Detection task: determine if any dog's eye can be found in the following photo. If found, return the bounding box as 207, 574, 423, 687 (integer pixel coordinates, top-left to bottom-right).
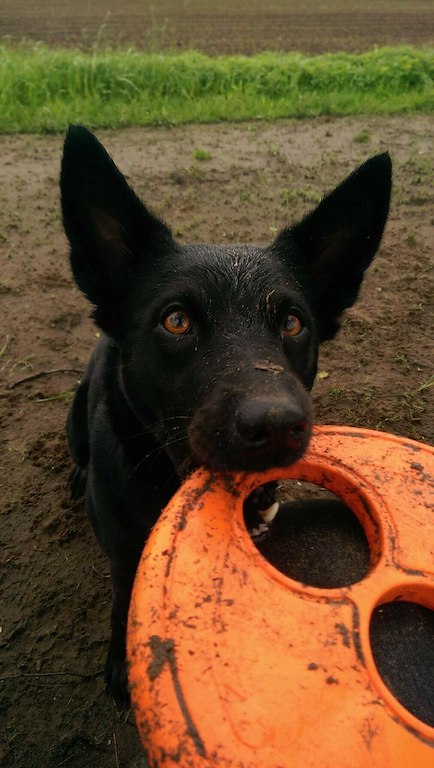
281, 313, 303, 338
162, 309, 192, 335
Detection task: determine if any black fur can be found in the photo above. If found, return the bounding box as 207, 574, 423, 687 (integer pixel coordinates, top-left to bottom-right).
60, 125, 391, 703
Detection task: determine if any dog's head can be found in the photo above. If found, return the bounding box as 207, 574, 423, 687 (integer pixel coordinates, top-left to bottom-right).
61, 126, 391, 474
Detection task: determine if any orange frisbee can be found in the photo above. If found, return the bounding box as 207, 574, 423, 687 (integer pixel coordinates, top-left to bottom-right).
127, 426, 434, 767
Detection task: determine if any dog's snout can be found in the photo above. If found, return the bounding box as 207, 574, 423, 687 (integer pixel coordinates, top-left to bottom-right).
235, 399, 309, 456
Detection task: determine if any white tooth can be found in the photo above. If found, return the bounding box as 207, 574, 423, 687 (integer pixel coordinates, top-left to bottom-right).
258, 501, 279, 523
258, 523, 269, 533
251, 527, 261, 537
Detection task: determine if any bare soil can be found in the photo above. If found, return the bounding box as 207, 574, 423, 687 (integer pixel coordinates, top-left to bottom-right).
2, 0, 434, 54
1, 116, 433, 767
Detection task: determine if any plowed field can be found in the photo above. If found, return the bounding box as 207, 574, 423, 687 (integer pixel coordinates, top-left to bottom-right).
2, 0, 434, 54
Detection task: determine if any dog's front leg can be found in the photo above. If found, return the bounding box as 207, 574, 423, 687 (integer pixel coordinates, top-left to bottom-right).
105, 552, 142, 706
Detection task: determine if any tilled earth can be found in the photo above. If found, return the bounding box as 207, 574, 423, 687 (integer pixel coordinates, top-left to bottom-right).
2, 0, 434, 53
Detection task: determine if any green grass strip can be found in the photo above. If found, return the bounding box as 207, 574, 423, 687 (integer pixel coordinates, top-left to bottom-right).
0, 43, 433, 133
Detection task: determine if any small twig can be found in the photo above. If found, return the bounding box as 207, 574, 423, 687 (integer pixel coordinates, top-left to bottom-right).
58, 755, 74, 767
411, 375, 434, 394
7, 368, 83, 389
113, 730, 120, 768
36, 390, 75, 403
0, 334, 12, 358
91, 563, 110, 579
0, 670, 102, 682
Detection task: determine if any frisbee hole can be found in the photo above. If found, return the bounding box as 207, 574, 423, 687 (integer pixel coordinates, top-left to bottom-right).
247, 480, 371, 588
370, 600, 434, 727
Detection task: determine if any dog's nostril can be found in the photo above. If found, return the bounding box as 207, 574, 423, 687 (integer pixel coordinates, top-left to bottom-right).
239, 426, 269, 448
290, 419, 308, 438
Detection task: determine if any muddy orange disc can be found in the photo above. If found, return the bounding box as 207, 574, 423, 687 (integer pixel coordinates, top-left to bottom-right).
127, 426, 434, 767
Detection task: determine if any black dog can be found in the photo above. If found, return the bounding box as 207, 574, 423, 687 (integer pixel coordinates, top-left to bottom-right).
60, 125, 391, 703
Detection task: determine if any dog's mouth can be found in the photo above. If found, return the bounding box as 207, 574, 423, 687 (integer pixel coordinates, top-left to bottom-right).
244, 482, 280, 540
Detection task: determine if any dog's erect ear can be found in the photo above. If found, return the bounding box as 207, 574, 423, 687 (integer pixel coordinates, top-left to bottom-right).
60, 125, 173, 323
274, 153, 392, 340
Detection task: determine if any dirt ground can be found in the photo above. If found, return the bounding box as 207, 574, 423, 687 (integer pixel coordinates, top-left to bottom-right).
0, 114, 433, 766
2, 0, 434, 54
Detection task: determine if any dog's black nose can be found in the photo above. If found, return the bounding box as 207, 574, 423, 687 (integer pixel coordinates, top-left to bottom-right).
235, 399, 309, 458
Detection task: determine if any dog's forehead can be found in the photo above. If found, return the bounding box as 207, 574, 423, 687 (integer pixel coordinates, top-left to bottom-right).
144, 242, 303, 322
183, 242, 262, 266
177, 242, 290, 288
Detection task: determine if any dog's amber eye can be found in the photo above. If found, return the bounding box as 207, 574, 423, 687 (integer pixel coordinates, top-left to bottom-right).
162, 309, 192, 335
281, 314, 303, 338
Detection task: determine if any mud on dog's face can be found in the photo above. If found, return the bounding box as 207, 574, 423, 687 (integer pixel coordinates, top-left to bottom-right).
61, 125, 392, 476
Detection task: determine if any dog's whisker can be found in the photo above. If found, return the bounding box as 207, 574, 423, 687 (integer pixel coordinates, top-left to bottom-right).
128, 432, 190, 480
122, 416, 191, 445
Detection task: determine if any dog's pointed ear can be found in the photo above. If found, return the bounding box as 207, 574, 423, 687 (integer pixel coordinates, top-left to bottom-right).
60, 125, 173, 324
274, 153, 392, 340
